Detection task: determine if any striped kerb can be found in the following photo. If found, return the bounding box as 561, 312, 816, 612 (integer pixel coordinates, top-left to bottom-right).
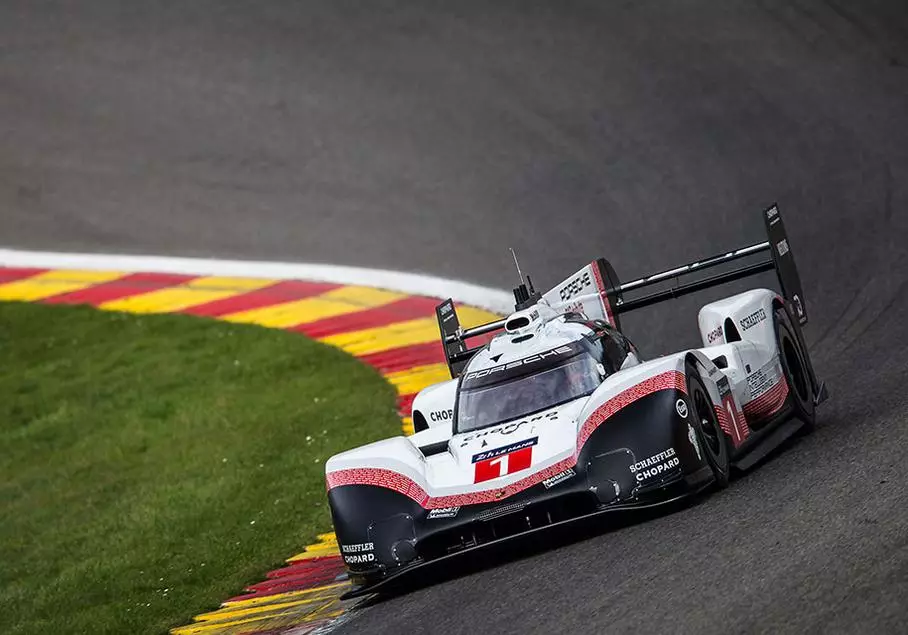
0, 266, 499, 634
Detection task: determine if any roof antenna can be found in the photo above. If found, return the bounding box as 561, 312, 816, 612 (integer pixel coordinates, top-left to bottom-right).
509, 248, 540, 310
510, 247, 525, 285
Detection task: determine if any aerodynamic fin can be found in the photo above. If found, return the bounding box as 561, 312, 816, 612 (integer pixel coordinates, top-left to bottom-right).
541, 258, 623, 331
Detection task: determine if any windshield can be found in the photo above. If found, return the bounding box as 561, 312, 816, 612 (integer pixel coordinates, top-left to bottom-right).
457, 354, 601, 433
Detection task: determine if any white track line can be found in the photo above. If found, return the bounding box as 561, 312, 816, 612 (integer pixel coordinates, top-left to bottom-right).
0, 247, 513, 313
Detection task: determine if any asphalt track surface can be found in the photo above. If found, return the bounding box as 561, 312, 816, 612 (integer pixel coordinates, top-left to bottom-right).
2, 2, 908, 633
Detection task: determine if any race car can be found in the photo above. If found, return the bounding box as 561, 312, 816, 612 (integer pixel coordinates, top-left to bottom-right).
326, 204, 827, 598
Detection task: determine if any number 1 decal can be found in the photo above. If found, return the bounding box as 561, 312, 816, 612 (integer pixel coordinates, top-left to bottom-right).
473, 437, 538, 483
721, 393, 744, 447
488, 454, 509, 478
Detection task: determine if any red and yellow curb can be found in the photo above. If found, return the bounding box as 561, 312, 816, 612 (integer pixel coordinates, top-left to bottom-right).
0, 265, 498, 634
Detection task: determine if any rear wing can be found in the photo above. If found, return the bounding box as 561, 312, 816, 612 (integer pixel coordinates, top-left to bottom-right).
612, 204, 807, 322
437, 203, 808, 378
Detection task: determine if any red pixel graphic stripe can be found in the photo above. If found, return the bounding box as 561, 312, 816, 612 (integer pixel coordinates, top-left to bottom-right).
715, 397, 749, 447
743, 377, 790, 419
577, 371, 686, 449
327, 371, 688, 508
590, 259, 617, 327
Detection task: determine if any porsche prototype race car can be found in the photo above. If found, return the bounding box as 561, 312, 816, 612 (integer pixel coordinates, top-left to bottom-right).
326, 204, 827, 597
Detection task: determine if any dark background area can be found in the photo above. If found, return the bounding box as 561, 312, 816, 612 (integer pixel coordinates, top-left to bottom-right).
2, 1, 907, 633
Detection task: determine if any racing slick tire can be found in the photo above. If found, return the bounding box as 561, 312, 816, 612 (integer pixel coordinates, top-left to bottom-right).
686, 366, 730, 489
774, 307, 816, 434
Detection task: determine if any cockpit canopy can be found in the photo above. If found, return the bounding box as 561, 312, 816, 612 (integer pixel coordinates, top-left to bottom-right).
456, 343, 602, 433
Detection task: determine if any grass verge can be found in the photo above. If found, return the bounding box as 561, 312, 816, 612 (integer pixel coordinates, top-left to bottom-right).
0, 301, 402, 635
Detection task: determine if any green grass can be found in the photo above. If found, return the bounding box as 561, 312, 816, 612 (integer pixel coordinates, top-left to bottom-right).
0, 301, 402, 635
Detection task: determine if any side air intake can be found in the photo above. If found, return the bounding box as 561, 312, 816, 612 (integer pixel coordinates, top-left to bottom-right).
505, 316, 530, 331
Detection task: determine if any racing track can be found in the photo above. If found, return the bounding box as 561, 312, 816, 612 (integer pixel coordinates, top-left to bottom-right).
2, 1, 908, 633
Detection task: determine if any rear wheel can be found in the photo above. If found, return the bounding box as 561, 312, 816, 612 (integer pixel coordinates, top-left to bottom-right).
686, 368, 730, 489
774, 307, 816, 433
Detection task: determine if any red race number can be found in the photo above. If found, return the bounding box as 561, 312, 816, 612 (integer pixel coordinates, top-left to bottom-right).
473, 438, 537, 483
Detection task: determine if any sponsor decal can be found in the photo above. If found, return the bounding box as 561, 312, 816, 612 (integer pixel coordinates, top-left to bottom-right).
675, 398, 689, 419
717, 377, 731, 399
718, 382, 746, 447
427, 506, 460, 519
341, 542, 376, 565
776, 238, 790, 257
473, 437, 537, 463
746, 360, 783, 399
542, 468, 576, 489
341, 542, 373, 553
629, 448, 679, 482
688, 424, 702, 461
707, 325, 723, 344
559, 271, 593, 302
464, 345, 574, 382
563, 300, 586, 316
767, 206, 779, 221
473, 437, 537, 483
458, 410, 558, 447
739, 308, 767, 331
439, 300, 457, 324
742, 375, 789, 420
792, 293, 805, 319
430, 409, 453, 422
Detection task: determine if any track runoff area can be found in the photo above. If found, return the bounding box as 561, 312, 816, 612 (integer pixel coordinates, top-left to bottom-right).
0, 248, 506, 635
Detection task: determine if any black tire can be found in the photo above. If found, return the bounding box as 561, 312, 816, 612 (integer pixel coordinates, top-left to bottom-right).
686, 366, 730, 489
774, 308, 816, 433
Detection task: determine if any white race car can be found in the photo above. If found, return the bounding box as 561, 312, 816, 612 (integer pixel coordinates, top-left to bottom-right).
326, 205, 827, 597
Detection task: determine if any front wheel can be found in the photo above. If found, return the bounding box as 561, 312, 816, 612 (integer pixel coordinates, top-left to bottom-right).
686, 368, 730, 489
